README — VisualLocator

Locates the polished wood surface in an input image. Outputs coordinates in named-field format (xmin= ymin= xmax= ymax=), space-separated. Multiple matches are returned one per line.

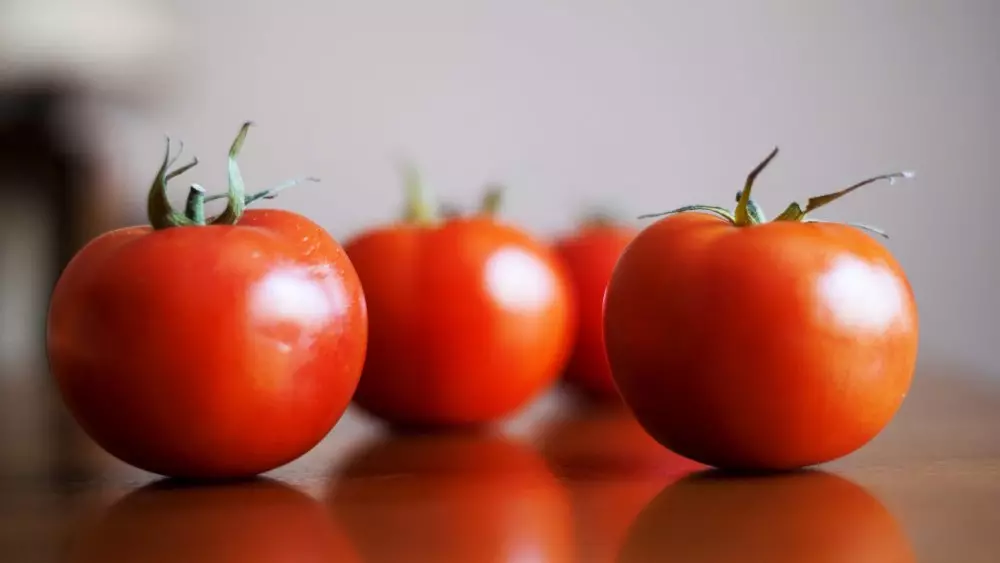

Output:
xmin=1 ymin=361 xmax=998 ymax=562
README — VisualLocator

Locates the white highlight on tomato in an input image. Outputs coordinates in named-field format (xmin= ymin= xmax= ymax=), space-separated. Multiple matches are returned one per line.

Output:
xmin=484 ymin=246 xmax=556 ymax=312
xmin=250 ymin=265 xmax=348 ymax=330
xmin=817 ymin=255 xmax=908 ymax=332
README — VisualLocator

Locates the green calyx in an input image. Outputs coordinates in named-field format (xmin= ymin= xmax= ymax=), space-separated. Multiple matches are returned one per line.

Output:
xmin=147 ymin=121 xmax=318 ymax=230
xmin=578 ymin=206 xmax=627 ymax=229
xmin=637 ymin=146 xmax=915 ymax=238
xmin=400 ymin=164 xmax=505 ymax=224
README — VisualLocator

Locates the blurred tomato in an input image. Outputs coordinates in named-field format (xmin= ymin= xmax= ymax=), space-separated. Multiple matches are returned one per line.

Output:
xmin=344 ymin=175 xmax=574 ymax=427
xmin=537 ymin=400 xmax=702 ymax=563
xmin=604 ymin=149 xmax=918 ymax=470
xmin=619 ymin=470 xmax=914 ymax=563
xmin=554 ymin=215 xmax=636 ymax=400
xmin=67 ymin=479 xmax=358 ymax=563
xmin=327 ymin=432 xmax=574 ymax=562
xmin=46 ymin=123 xmax=367 ymax=479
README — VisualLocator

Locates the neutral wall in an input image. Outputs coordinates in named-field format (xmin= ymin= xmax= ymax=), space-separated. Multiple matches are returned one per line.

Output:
xmin=89 ymin=0 xmax=998 ymax=373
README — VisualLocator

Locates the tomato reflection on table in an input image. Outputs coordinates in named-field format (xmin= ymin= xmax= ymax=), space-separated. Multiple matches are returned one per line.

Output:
xmin=65 ymin=478 xmax=357 ymax=563
xmin=618 ymin=470 xmax=914 ymax=563
xmin=326 ymin=431 xmax=574 ymax=563
xmin=535 ymin=398 xmax=703 ymax=563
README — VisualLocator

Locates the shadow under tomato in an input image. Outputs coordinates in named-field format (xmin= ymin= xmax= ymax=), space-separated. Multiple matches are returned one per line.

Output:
xmin=534 ymin=400 xmax=703 ymax=563
xmin=64 ymin=477 xmax=358 ymax=563
xmin=618 ymin=469 xmax=915 ymax=563
xmin=326 ymin=431 xmax=575 ymax=563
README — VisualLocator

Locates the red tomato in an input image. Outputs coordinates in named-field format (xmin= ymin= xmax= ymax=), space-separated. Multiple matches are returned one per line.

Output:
xmin=68 ymin=479 xmax=359 ymax=563
xmin=327 ymin=433 xmax=575 ymax=563
xmin=618 ymin=471 xmax=914 ymax=563
xmin=554 ymin=216 xmax=636 ymax=400
xmin=344 ymin=177 xmax=573 ymax=427
xmin=604 ymin=148 xmax=919 ymax=471
xmin=46 ymin=123 xmax=367 ymax=479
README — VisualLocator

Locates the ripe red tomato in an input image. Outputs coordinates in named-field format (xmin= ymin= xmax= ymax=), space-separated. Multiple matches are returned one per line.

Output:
xmin=344 ymin=175 xmax=574 ymax=427
xmin=604 ymin=148 xmax=919 ymax=471
xmin=554 ymin=216 xmax=636 ymax=400
xmin=68 ymin=479 xmax=360 ymax=563
xmin=327 ymin=433 xmax=574 ymax=563
xmin=619 ymin=471 xmax=914 ymax=562
xmin=46 ymin=123 xmax=367 ymax=479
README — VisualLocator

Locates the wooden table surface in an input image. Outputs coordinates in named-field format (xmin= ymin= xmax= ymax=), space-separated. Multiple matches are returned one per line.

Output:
xmin=1 ymin=361 xmax=998 ymax=563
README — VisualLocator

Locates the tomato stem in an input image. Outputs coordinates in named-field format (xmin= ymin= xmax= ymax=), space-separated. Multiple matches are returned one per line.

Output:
xmin=439 ymin=202 xmax=464 ymax=218
xmin=184 ymin=184 xmax=207 ymax=225
xmin=634 ymin=147 xmax=914 ymax=239
xmin=147 ymin=137 xmax=201 ymax=229
xmin=401 ymin=163 xmax=437 ymax=224
xmin=734 ymin=191 xmax=767 ymax=223
xmin=479 ymin=184 xmax=504 ymax=217
xmin=734 ymin=146 xmax=779 ymax=226
xmin=147 ymin=121 xmax=262 ymax=230
xmin=579 ymin=208 xmax=624 ymax=228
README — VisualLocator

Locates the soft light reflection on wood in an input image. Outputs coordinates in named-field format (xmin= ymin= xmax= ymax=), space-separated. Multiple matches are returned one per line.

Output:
xmin=618 ymin=470 xmax=914 ymax=563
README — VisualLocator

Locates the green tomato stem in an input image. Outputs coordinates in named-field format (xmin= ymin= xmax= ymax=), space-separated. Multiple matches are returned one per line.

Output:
xmin=635 ymin=146 xmax=914 ymax=239
xmin=184 ymin=184 xmax=207 ymax=225
xmin=400 ymin=163 xmax=437 ymax=224
xmin=147 ymin=138 xmax=200 ymax=230
xmin=439 ymin=202 xmax=464 ymax=218
xmin=148 ymin=121 xmax=318 ymax=229
xmin=733 ymin=146 xmax=779 ymax=226
xmin=579 ymin=208 xmax=625 ymax=229
xmin=479 ymin=184 xmax=504 ymax=217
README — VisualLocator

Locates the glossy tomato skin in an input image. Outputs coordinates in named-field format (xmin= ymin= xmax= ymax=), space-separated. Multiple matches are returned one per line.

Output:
xmin=555 ymin=224 xmax=636 ymax=400
xmin=47 ymin=209 xmax=367 ymax=479
xmin=344 ymin=217 xmax=573 ymax=427
xmin=604 ymin=213 xmax=918 ymax=471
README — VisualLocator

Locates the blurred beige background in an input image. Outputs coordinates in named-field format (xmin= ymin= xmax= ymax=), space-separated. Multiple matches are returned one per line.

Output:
xmin=2 ymin=0 xmax=998 ymax=381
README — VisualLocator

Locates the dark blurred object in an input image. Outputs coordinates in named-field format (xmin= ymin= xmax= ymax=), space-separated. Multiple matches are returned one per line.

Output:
xmin=0 ymin=0 xmax=179 ymax=484
xmin=0 ymin=85 xmax=97 ymax=281
xmin=0 ymin=84 xmax=107 ymax=483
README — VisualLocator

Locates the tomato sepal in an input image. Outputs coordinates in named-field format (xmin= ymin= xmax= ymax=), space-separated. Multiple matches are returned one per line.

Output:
xmin=773 ymin=171 xmax=915 ymax=222
xmin=147 ymin=121 xmax=320 ymax=229
xmin=399 ymin=163 xmax=507 ymax=224
xmin=636 ymin=146 xmax=915 ymax=238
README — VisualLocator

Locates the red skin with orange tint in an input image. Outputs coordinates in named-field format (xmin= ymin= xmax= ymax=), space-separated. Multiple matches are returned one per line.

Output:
xmin=554 ymin=222 xmax=636 ymax=400
xmin=345 ymin=216 xmax=574 ymax=427
xmin=604 ymin=150 xmax=919 ymax=471
xmin=47 ymin=125 xmax=367 ymax=479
